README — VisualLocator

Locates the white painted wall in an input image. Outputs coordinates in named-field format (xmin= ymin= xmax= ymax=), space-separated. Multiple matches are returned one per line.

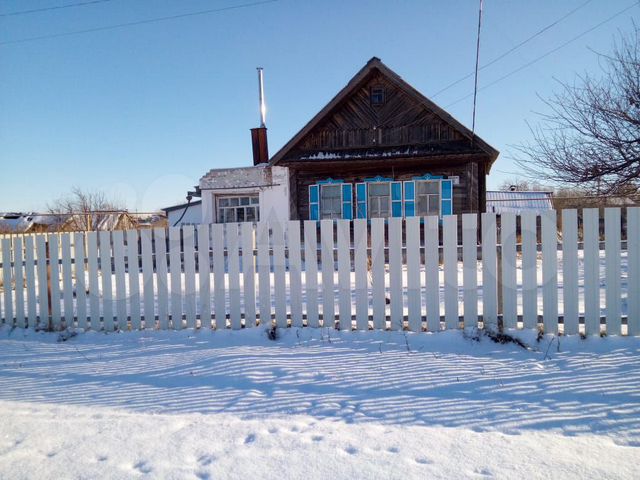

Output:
xmin=200 ymin=165 xmax=290 ymax=224
xmin=166 ymin=202 xmax=202 ymax=227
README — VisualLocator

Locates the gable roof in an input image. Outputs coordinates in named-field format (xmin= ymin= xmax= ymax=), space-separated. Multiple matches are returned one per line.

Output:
xmin=270 ymin=57 xmax=499 ymax=166
xmin=270 ymin=57 xmax=499 ymax=165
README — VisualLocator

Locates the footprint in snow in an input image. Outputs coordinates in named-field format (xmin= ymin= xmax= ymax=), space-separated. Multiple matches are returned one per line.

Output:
xmin=387 ymin=446 xmax=400 ymax=454
xmin=133 ymin=460 xmax=152 ymax=474
xmin=244 ymin=433 xmax=256 ymax=445
xmin=197 ymin=454 xmax=216 ymax=466
xmin=311 ymin=435 xmax=324 ymax=442
xmin=415 ymin=457 xmax=432 ymax=465
xmin=473 ymin=467 xmax=493 ymax=477
xmin=46 ymin=451 xmax=57 ymax=458
xmin=267 ymin=427 xmax=278 ymax=434
xmin=96 ymin=455 xmax=108 ymax=462
xmin=195 ymin=471 xmax=211 ymax=480
xmin=344 ymin=446 xmax=358 ymax=455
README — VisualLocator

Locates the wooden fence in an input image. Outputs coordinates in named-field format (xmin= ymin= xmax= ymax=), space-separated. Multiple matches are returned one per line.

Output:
xmin=0 ymin=208 xmax=639 ymax=336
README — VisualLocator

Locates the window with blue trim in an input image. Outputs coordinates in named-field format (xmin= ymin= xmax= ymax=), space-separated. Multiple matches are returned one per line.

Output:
xmin=308 ymin=179 xmax=353 ymax=220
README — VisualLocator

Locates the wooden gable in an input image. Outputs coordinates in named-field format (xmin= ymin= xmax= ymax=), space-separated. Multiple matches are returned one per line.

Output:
xmin=270 ymin=57 xmax=499 ymax=166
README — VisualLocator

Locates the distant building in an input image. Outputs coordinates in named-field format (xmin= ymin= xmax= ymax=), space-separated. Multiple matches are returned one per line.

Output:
xmin=486 ymin=191 xmax=554 ymax=215
xmin=162 ymin=200 xmax=202 ymax=227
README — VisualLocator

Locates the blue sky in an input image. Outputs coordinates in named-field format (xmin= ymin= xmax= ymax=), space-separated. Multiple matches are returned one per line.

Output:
xmin=1 ymin=0 xmax=638 ymax=212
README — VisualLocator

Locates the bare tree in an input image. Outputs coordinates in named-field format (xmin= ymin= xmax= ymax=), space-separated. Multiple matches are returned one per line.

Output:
xmin=515 ymin=25 xmax=640 ymax=196
xmin=48 ymin=187 xmax=124 ymax=231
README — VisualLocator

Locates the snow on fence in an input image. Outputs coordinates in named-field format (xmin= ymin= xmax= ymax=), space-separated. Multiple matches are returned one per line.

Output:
xmin=0 ymin=208 xmax=639 ymax=336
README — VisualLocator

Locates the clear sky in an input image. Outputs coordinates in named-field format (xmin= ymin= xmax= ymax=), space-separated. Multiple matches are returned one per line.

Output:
xmin=1 ymin=0 xmax=638 ymax=212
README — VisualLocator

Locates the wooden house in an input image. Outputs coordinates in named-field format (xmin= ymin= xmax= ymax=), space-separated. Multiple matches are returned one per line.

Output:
xmin=270 ymin=57 xmax=499 ymax=221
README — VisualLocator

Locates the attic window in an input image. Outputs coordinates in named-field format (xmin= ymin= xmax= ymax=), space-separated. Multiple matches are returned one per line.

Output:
xmin=370 ymin=87 xmax=385 ymax=105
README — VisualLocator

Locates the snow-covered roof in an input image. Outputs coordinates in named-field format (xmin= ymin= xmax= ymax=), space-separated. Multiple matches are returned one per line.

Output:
xmin=486 ymin=191 xmax=554 ymax=214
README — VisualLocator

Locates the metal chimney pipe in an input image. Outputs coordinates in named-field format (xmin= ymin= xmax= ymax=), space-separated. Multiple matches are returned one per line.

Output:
xmin=257 ymin=67 xmax=266 ymax=128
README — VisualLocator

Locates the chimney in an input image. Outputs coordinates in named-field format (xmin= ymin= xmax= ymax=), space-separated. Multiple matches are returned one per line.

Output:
xmin=251 ymin=67 xmax=269 ymax=165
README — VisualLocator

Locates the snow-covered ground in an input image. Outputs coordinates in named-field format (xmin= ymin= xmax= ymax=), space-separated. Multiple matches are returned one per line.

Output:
xmin=0 ymin=326 xmax=639 ymax=479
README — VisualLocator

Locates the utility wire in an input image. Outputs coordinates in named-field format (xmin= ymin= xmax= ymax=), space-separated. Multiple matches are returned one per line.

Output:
xmin=0 ymin=0 xmax=277 ymax=46
xmin=445 ymin=0 xmax=639 ymax=109
xmin=432 ymin=0 xmax=593 ymax=98
xmin=0 ymin=0 xmax=114 ymax=17
xmin=471 ymin=0 xmax=483 ymax=137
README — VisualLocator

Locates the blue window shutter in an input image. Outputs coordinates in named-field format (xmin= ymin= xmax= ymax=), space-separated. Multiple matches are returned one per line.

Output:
xmin=309 ymin=184 xmax=319 ymax=220
xmin=356 ymin=183 xmax=367 ymax=219
xmin=342 ymin=183 xmax=353 ymax=220
xmin=441 ymin=179 xmax=453 ymax=216
xmin=404 ymin=181 xmax=415 ymax=217
xmin=391 ymin=181 xmax=403 ymax=217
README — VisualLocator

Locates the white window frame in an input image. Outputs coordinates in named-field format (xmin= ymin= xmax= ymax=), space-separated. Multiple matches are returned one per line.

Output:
xmin=367 ymin=181 xmax=392 ymax=218
xmin=415 ymin=180 xmax=441 ymax=217
xmin=216 ymin=194 xmax=260 ymax=223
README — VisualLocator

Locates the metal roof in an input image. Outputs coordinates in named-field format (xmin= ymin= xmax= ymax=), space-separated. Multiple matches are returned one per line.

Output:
xmin=486 ymin=191 xmax=554 ymax=214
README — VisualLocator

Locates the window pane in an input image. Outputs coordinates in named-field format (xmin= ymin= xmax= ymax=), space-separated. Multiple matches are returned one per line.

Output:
xmin=417 ymin=197 xmax=428 ymax=215
xmin=219 ymin=198 xmax=229 ymax=207
xmin=417 ymin=181 xmax=438 ymax=194
xmin=237 ymin=208 xmax=245 ymax=222
xmin=229 ymin=198 xmax=239 ymax=206
xmin=251 ymin=196 xmax=260 ymax=205
xmin=240 ymin=197 xmax=250 ymax=206
xmin=369 ymin=182 xmax=389 ymax=196
xmin=246 ymin=208 xmax=255 ymax=221
xmin=427 ymin=196 xmax=439 ymax=215
xmin=321 ymin=185 xmax=341 ymax=199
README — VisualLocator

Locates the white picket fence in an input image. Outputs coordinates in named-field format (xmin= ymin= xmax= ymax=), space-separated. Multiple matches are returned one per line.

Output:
xmin=0 ymin=208 xmax=639 ymax=336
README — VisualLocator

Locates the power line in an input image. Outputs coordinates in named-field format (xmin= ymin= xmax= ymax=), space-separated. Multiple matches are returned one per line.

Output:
xmin=432 ymin=0 xmax=594 ymax=99
xmin=0 ymin=0 xmax=278 ymax=46
xmin=445 ymin=0 xmax=639 ymax=109
xmin=0 ymin=0 xmax=114 ymax=17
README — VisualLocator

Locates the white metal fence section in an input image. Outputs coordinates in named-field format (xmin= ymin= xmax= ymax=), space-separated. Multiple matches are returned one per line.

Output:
xmin=0 ymin=208 xmax=639 ymax=336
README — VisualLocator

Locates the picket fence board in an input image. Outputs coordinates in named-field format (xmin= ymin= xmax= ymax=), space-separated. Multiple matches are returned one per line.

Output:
xmin=406 ymin=216 xmax=421 ymax=332
xmin=272 ymin=221 xmax=287 ymax=328
xmin=140 ymin=229 xmax=155 ymax=328
xmin=628 ymin=208 xmax=640 ymax=336
xmin=561 ymin=210 xmax=579 ymax=335
xmin=501 ymin=213 xmax=518 ymax=329
xmin=583 ymin=209 xmax=600 ymax=335
xmin=321 ymin=220 xmax=335 ymax=326
xmin=481 ymin=213 xmax=497 ymax=327
xmin=213 ymin=224 xmax=226 ymax=328
xmin=198 ymin=225 xmax=213 ymax=328
xmin=425 ymin=215 xmax=440 ymax=332
xmin=287 ymin=221 xmax=303 ymax=328
xmin=303 ymin=221 xmax=319 ymax=328
xmin=257 ymin=222 xmax=270 ymax=326
xmin=462 ymin=214 xmax=478 ymax=329
xmin=183 ymin=226 xmax=197 ymax=329
xmin=228 ymin=223 xmax=242 ymax=330
xmin=443 ymin=215 xmax=458 ymax=329
xmin=241 ymin=223 xmax=256 ymax=328
xmin=126 ymin=230 xmax=141 ymax=330
xmin=86 ymin=232 xmax=100 ymax=330
xmin=112 ymin=230 xmax=127 ymax=330
xmin=605 ymin=208 xmax=621 ymax=335
xmin=61 ymin=234 xmax=74 ymax=326
xmin=155 ymin=228 xmax=169 ymax=330
xmin=13 ymin=237 xmax=25 ymax=328
xmin=25 ymin=236 xmax=37 ymax=328
xmin=169 ymin=228 xmax=182 ymax=330
xmin=388 ymin=217 xmax=403 ymax=330
xmin=541 ymin=210 xmax=558 ymax=333
xmin=354 ymin=219 xmax=368 ymax=330
xmin=337 ymin=219 xmax=352 ymax=330
xmin=521 ymin=212 xmax=537 ymax=329
xmin=50 ymin=234 xmax=62 ymax=329
xmin=371 ymin=218 xmax=385 ymax=330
